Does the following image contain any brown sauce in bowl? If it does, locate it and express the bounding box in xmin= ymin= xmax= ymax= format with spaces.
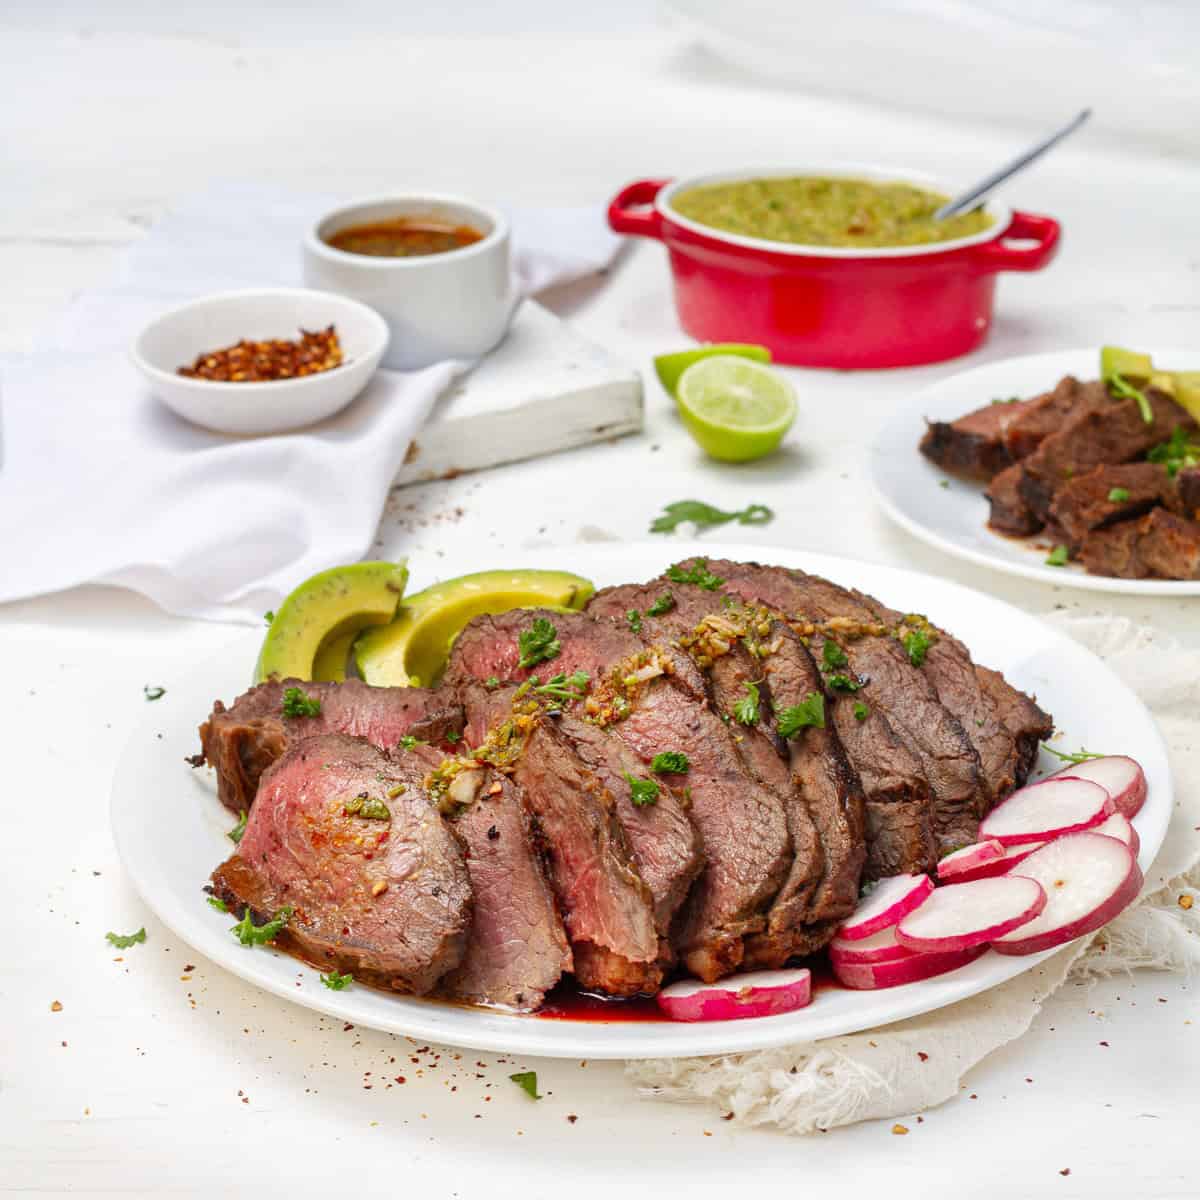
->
xmin=325 ymin=217 xmax=485 ymax=258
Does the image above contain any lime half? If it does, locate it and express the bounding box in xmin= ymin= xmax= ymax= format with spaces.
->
xmin=654 ymin=343 xmax=770 ymax=396
xmin=675 ymin=355 xmax=797 ymax=462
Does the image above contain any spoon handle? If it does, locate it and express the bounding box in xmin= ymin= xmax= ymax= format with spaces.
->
xmin=935 ymin=108 xmax=1092 ymax=221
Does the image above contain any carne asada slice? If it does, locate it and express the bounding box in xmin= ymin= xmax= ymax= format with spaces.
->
xmin=1017 ymin=389 xmax=1195 ymax=523
xmin=973 ymin=665 xmax=1052 ymax=788
xmin=1047 ymin=462 xmax=1177 ymax=550
xmin=438 ymin=767 xmax=572 ymax=1011
xmin=449 ymin=609 xmax=792 ymax=982
xmin=197 ymin=678 xmax=462 ymax=814
xmin=987 ymin=463 xmax=1044 ymax=536
xmin=1174 ymin=466 xmax=1200 ymax=520
xmin=919 ymin=396 xmax=1034 ymax=481
xmin=210 ymin=734 xmax=471 ymax=994
xmin=1081 ymin=508 xmax=1200 ymax=580
xmin=706 ymin=560 xmax=985 ymax=853
xmin=1078 ymin=520 xmax=1152 ymax=579
xmin=1001 ymin=376 xmax=1111 ymax=462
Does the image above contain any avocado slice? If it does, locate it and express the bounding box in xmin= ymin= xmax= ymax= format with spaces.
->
xmin=1100 ymin=345 xmax=1154 ymax=384
xmin=255 ymin=560 xmax=409 ymax=683
xmin=355 ymin=568 xmax=594 ymax=687
xmin=311 ymin=628 xmax=358 ymax=682
xmin=1170 ymin=370 xmax=1200 ymax=422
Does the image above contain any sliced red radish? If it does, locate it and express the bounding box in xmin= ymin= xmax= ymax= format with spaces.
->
xmin=938 ymin=839 xmax=1005 ymax=881
xmin=829 ymin=924 xmax=913 ymax=966
xmin=978 ymin=777 xmax=1111 ymax=846
xmin=1049 ymin=756 xmax=1147 ymax=819
xmin=940 ymin=840 xmax=1047 ymax=884
xmin=1091 ymin=811 xmax=1140 ymax=856
xmin=656 ymin=968 xmax=812 ymax=1021
xmin=834 ymin=873 xmax=934 ymax=941
xmin=994 ymin=831 xmax=1142 ymax=956
xmin=832 ymin=944 xmax=987 ymax=990
xmin=896 ymin=876 xmax=1047 ymax=953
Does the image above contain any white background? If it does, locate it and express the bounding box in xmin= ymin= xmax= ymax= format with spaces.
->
xmin=2 ymin=3 xmax=1198 ymax=1197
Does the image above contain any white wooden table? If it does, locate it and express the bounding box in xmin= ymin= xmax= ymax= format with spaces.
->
xmin=2 ymin=14 xmax=1197 ymax=1198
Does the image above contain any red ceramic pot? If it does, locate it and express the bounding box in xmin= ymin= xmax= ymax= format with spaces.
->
xmin=607 ymin=167 xmax=1061 ymax=369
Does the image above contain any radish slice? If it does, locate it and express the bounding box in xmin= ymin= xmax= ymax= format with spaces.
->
xmin=1049 ymin=756 xmax=1147 ymax=819
xmin=656 ymin=968 xmax=812 ymax=1021
xmin=994 ymin=831 xmax=1142 ymax=956
xmin=978 ymin=778 xmax=1111 ymax=846
xmin=896 ymin=876 xmax=1047 ymax=953
xmin=834 ymin=873 xmax=935 ymax=941
xmin=938 ymin=839 xmax=1005 ymax=880
xmin=940 ymin=840 xmax=1047 ymax=884
xmin=829 ymin=925 xmax=914 ymax=966
xmin=832 ymin=944 xmax=987 ymax=990
xmin=1092 ymin=811 xmax=1140 ymax=856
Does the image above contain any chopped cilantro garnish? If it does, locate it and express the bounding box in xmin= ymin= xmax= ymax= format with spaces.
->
xmin=624 ymin=772 xmax=660 ymax=808
xmin=1147 ymin=426 xmax=1200 ymax=478
xmin=1107 ymin=487 xmax=1131 ymax=503
xmin=386 ymin=783 xmax=406 ymax=799
xmin=227 ymin=809 xmax=248 ymax=844
xmin=902 ymin=628 xmax=932 ymax=667
xmin=665 ymin=560 xmax=725 ymax=591
xmin=650 ymin=751 xmax=689 ymax=774
xmin=827 ymin=674 xmax=861 ymax=692
xmin=207 ymin=895 xmax=229 ymax=913
xmin=991 ymin=396 xmax=1021 ymax=405
xmin=1041 ymin=744 xmax=1105 ymax=764
xmin=510 ymin=1071 xmax=541 ymax=1100
xmin=1045 ymin=544 xmax=1070 ymax=567
xmin=263 ymin=610 xmax=275 ymax=625
xmin=1108 ymin=373 xmax=1153 ymax=424
xmin=853 ymin=701 xmax=869 ymax=721
xmin=344 ymin=793 xmax=390 ymax=820
xmin=939 ymin=479 xmax=950 ymax=489
xmin=627 ymin=609 xmax=643 ymax=634
xmin=143 ymin=685 xmax=165 ymax=701
xmin=231 ymin=905 xmax=292 ymax=947
xmin=733 ymin=680 xmax=760 ymax=726
xmin=518 ymin=618 xmax=561 ymax=669
xmin=776 ymin=692 xmax=825 ymax=737
xmin=532 ymin=671 xmax=590 ymax=703
xmin=105 ymin=928 xmax=146 ymax=949
xmin=282 ymin=686 xmax=321 ymax=718
xmin=398 ymin=735 xmax=424 ymax=750
xmin=320 ymin=970 xmax=353 ymax=991
xmin=445 ymin=730 xmax=462 ymax=744
xmin=822 ymin=640 xmax=848 ymax=669
xmin=485 ymin=676 xmax=500 ymax=689
xmin=650 ymin=499 xmax=774 ymax=535
xmin=647 ymin=592 xmax=676 ymax=616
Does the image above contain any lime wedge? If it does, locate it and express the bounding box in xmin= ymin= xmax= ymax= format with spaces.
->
xmin=654 ymin=343 xmax=770 ymax=396
xmin=675 ymin=355 xmax=797 ymax=462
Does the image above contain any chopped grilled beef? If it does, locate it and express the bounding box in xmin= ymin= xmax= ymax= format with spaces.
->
xmin=1078 ymin=520 xmax=1152 ymax=579
xmin=1177 ymin=467 xmax=1200 ymax=520
xmin=1047 ymin=462 xmax=1177 ymax=550
xmin=197 ymin=678 xmax=462 ymax=814
xmin=919 ymin=397 xmax=1034 ymax=481
xmin=705 ymin=560 xmax=986 ymax=853
xmin=1002 ymin=377 xmax=1111 ymax=462
xmin=1017 ymin=390 xmax=1194 ymax=523
xmin=448 ymin=609 xmax=792 ymax=982
xmin=210 ymin=734 xmax=471 ymax=994
xmin=1080 ymin=508 xmax=1200 ymax=580
xmin=439 ymin=768 xmax=572 ymax=1012
xmin=987 ymin=463 xmax=1044 ymax=536
xmin=973 ymin=665 xmax=1052 ymax=786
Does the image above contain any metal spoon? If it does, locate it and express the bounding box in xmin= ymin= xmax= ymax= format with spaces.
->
xmin=934 ymin=108 xmax=1092 ymax=220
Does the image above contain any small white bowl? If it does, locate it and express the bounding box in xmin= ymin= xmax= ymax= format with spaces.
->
xmin=132 ymin=288 xmax=390 ymax=436
xmin=302 ymin=194 xmax=514 ymax=370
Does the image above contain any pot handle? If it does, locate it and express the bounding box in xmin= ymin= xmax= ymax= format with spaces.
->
xmin=607 ymin=179 xmax=670 ymax=239
xmin=973 ymin=210 xmax=1061 ymax=273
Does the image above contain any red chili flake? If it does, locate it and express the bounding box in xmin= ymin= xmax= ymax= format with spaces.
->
xmin=1099 ymin=1040 xmax=1109 ymax=1047
xmin=567 ymin=1114 xmax=579 ymax=1124
xmin=1060 ymin=1168 xmax=1071 ymax=1177
xmin=177 ymin=326 xmax=343 ymax=383
xmin=917 ymin=1051 xmax=929 ymax=1062
xmin=343 ymin=1023 xmax=355 ymax=1032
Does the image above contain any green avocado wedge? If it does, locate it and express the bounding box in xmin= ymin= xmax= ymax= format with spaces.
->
xmin=355 ymin=568 xmax=595 ymax=688
xmin=653 ymin=343 xmax=770 ymax=396
xmin=1099 ymin=346 xmax=1200 ymax=423
xmin=255 ymin=561 xmax=409 ymax=684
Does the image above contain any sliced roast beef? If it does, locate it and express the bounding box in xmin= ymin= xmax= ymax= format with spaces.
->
xmin=1017 ymin=390 xmax=1195 ymax=523
xmin=1174 ymin=467 xmax=1200 ymax=520
xmin=1002 ymin=377 xmax=1111 ymax=462
xmin=210 ymin=734 xmax=471 ymax=994
xmin=197 ymin=678 xmax=462 ymax=813
xmin=1081 ymin=508 xmax=1200 ymax=580
xmin=1047 ymin=462 xmax=1177 ymax=550
xmin=1078 ymin=520 xmax=1152 ymax=579
xmin=973 ymin=665 xmax=1052 ymax=786
xmin=439 ymin=767 xmax=572 ymax=1011
xmin=919 ymin=396 xmax=1033 ymax=481
xmin=448 ymin=608 xmax=792 ymax=982
xmin=706 ymin=559 xmax=985 ymax=853
xmin=987 ymin=463 xmax=1044 ymax=536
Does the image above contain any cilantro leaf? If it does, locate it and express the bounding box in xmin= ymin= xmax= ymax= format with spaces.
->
xmin=263 ymin=610 xmax=275 ymax=625
xmin=627 ymin=609 xmax=643 ymax=634
xmin=822 ymin=640 xmax=848 ymax=669
xmin=733 ymin=681 xmax=760 ymax=726
xmin=665 ymin=560 xmax=725 ymax=591
xmin=1108 ymin=373 xmax=1153 ymax=424
xmin=532 ymin=671 xmax=590 ymax=703
xmin=827 ymin=674 xmax=861 ymax=692
xmin=1041 ymin=744 xmax=1106 ymax=765
xmin=1107 ymin=487 xmax=1131 ymax=503
xmin=105 ymin=928 xmax=146 ymax=949
xmin=227 ymin=809 xmax=248 ymax=844
xmin=853 ymin=701 xmax=869 ymax=721
xmin=343 ymin=793 xmax=391 ymax=820
xmin=510 ymin=1071 xmax=541 ymax=1100
xmin=650 ymin=751 xmax=689 ymax=774
xmin=901 ymin=628 xmax=932 ymax=667
xmin=207 ymin=895 xmax=229 ymax=913
xmin=143 ymin=685 xmax=166 ymax=701
xmin=282 ymin=686 xmax=321 ymax=718
xmin=650 ymin=500 xmax=774 ymax=535
xmin=1147 ymin=426 xmax=1200 ymax=478
xmin=776 ymin=692 xmax=825 ymax=737
xmin=231 ymin=905 xmax=293 ymax=947
xmin=444 ymin=730 xmax=462 ymax=745
xmin=623 ymin=772 xmax=660 ymax=808
xmin=647 ymin=592 xmax=676 ymax=616
xmin=518 ymin=618 xmax=561 ymax=669
xmin=398 ymin=734 xmax=424 ymax=750
xmin=320 ymin=970 xmax=353 ymax=991
xmin=1045 ymin=545 xmax=1070 ymax=567
xmin=485 ymin=675 xmax=500 ymax=689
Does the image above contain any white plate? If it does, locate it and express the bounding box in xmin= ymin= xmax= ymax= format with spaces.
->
xmin=870 ymin=347 xmax=1200 ymax=595
xmin=110 ymin=541 xmax=1171 ymax=1059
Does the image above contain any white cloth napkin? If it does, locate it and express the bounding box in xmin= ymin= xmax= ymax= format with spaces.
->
xmin=628 ymin=614 xmax=1200 ymax=1133
xmin=0 ymin=184 xmax=621 ymax=623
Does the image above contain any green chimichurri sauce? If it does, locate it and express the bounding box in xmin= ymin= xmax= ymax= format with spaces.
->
xmin=671 ymin=177 xmax=993 ymax=249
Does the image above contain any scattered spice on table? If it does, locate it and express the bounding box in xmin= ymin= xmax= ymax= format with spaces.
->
xmin=177 ymin=326 xmax=343 ymax=382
